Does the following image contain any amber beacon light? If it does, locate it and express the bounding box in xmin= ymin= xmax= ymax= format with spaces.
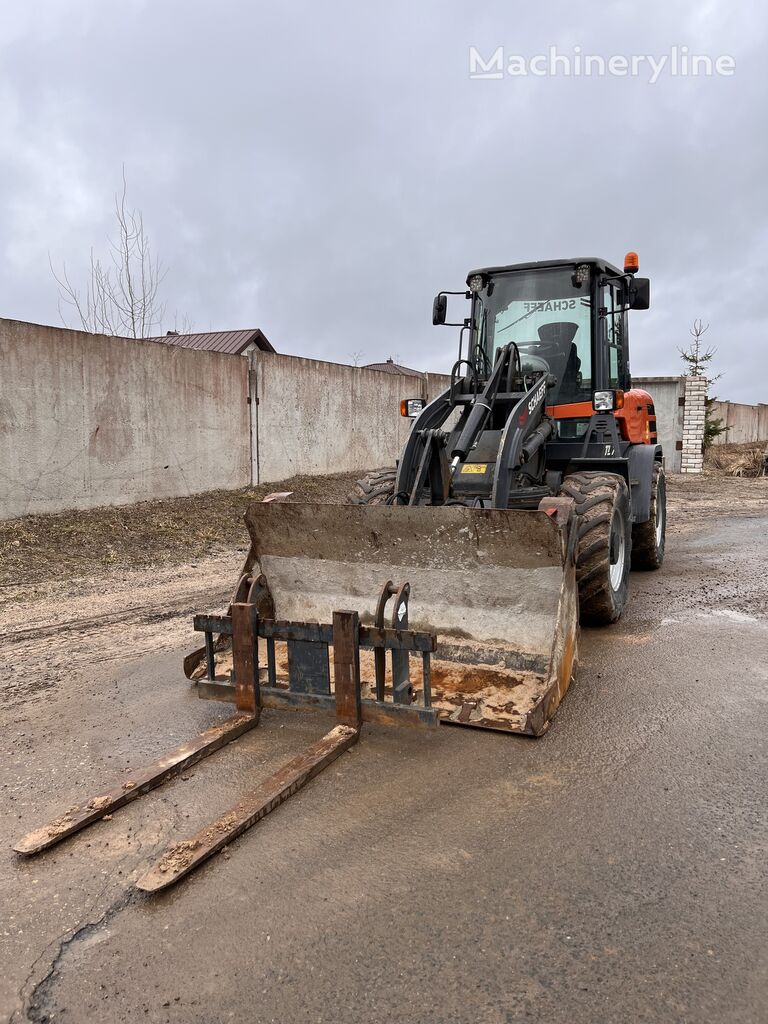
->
xmin=624 ymin=251 xmax=639 ymax=274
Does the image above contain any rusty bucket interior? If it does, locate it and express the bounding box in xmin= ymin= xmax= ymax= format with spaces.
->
xmin=188 ymin=501 xmax=579 ymax=737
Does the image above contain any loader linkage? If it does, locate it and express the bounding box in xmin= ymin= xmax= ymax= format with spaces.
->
xmin=15 ymin=592 xmax=438 ymax=894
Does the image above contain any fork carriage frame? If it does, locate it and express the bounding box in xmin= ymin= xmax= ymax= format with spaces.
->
xmin=15 ymin=590 xmax=438 ymax=893
xmin=193 ymin=577 xmax=437 ymax=729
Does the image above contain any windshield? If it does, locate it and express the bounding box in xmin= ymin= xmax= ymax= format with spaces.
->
xmin=473 ymin=267 xmax=592 ymax=404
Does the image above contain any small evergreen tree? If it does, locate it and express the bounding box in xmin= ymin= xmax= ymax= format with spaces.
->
xmin=704 ymin=396 xmax=726 ymax=448
xmin=679 ymin=320 xmax=725 ymax=449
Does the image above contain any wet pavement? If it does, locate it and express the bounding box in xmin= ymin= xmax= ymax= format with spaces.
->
xmin=1 ymin=513 xmax=766 ymax=1023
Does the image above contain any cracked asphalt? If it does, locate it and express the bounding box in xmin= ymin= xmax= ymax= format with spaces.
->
xmin=1 ymin=498 xmax=766 ymax=1023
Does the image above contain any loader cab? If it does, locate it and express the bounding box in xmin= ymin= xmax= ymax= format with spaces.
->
xmin=464 ymin=257 xmax=645 ymax=416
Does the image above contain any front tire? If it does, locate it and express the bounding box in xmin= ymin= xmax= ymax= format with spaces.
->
xmin=560 ymin=472 xmax=632 ymax=625
xmin=631 ymin=462 xmax=666 ymax=570
xmin=347 ymin=468 xmax=396 ymax=505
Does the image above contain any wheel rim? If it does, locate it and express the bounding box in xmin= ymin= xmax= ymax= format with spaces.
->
xmin=609 ymin=521 xmax=626 ymax=591
xmin=655 ymin=489 xmax=665 ymax=548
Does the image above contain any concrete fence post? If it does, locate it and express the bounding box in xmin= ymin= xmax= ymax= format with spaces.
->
xmin=248 ymin=351 xmax=260 ymax=487
xmin=680 ymin=375 xmax=707 ymax=474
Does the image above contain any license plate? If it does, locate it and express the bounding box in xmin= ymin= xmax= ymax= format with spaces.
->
xmin=460 ymin=463 xmax=487 ymax=474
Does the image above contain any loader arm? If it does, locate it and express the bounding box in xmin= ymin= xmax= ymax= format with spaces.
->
xmin=396 ymin=344 xmax=554 ymax=508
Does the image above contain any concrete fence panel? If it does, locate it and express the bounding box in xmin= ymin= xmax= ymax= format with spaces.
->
xmin=425 ymin=372 xmax=452 ymax=398
xmin=0 ymin=319 xmax=250 ymax=519
xmin=710 ymin=400 xmax=767 ymax=445
xmin=630 ymin=377 xmax=686 ymax=472
xmin=251 ymin=352 xmax=418 ymax=484
xmin=709 ymin=400 xmax=729 ymax=443
xmin=4 ymin=317 xmax=725 ymax=516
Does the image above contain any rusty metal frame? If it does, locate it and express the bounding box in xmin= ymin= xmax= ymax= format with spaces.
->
xmin=192 ymin=606 xmax=437 ymax=725
xmin=13 ymin=714 xmax=257 ymax=856
xmin=136 ymin=723 xmax=359 ymax=892
xmin=15 ymin=606 xmax=437 ymax=894
xmin=138 ymin=607 xmax=367 ymax=891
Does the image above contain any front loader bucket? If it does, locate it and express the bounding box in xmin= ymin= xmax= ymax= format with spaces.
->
xmin=190 ymin=502 xmax=578 ymax=736
xmin=249 ymin=503 xmax=577 ymax=735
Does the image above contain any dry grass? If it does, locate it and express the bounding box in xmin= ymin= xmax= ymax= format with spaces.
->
xmin=3 ymin=463 xmax=767 ymax=591
xmin=705 ymin=442 xmax=767 ymax=478
xmin=0 ymin=471 xmax=363 ymax=587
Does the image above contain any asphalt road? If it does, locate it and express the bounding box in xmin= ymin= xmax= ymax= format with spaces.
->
xmin=2 ymin=513 xmax=766 ymax=1023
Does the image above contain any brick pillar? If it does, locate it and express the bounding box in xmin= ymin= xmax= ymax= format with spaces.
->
xmin=680 ymin=376 xmax=707 ymax=473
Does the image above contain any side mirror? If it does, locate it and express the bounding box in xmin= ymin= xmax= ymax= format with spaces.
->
xmin=628 ymin=277 xmax=650 ymax=310
xmin=400 ymin=398 xmax=425 ymax=418
xmin=432 ymin=294 xmax=447 ymax=325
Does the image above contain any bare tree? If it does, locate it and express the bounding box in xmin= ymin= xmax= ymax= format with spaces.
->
xmin=51 ymin=169 xmax=171 ymax=338
xmin=349 ymin=350 xmax=364 ymax=367
xmin=169 ymin=310 xmax=195 ymax=335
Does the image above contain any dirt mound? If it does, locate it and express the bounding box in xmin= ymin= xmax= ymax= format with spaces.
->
xmin=0 ymin=470 xmax=362 ymax=589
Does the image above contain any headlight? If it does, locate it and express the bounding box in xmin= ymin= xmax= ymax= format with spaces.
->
xmin=593 ymin=390 xmax=615 ymax=412
xmin=468 ymin=274 xmax=484 ymax=294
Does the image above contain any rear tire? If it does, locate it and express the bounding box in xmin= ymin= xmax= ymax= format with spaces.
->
xmin=631 ymin=462 xmax=666 ymax=570
xmin=347 ymin=468 xmax=397 ymax=505
xmin=560 ymin=472 xmax=632 ymax=625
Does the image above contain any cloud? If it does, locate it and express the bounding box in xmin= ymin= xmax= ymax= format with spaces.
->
xmin=0 ymin=0 xmax=765 ymax=400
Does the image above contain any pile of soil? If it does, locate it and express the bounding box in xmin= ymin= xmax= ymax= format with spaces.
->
xmin=3 ymin=468 xmax=767 ymax=594
xmin=0 ymin=470 xmax=363 ymax=588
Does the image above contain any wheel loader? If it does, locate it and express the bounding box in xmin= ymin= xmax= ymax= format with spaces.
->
xmin=350 ymin=251 xmax=665 ymax=614
xmin=15 ymin=253 xmax=665 ymax=892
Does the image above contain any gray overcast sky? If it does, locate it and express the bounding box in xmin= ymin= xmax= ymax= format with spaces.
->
xmin=1 ymin=1 xmax=766 ymax=400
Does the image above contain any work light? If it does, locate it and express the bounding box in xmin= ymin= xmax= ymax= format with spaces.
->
xmin=573 ymin=263 xmax=590 ymax=285
xmin=593 ymin=391 xmax=616 ymax=412
xmin=400 ymin=398 xmax=425 ymax=418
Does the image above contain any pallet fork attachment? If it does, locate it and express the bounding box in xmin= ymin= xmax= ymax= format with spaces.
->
xmin=16 ymin=497 xmax=578 ymax=892
xmin=15 ymin=607 xmax=438 ymax=893
xmin=187 ymin=501 xmax=580 ymax=736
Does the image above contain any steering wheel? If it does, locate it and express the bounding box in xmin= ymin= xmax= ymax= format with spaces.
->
xmin=520 ymin=353 xmax=550 ymax=374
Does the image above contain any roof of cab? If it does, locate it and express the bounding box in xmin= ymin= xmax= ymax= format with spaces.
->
xmin=466 ymin=257 xmax=623 ymax=283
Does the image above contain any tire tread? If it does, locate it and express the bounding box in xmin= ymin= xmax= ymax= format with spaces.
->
xmin=560 ymin=472 xmax=631 ymax=625
xmin=347 ymin=468 xmax=397 ymax=505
